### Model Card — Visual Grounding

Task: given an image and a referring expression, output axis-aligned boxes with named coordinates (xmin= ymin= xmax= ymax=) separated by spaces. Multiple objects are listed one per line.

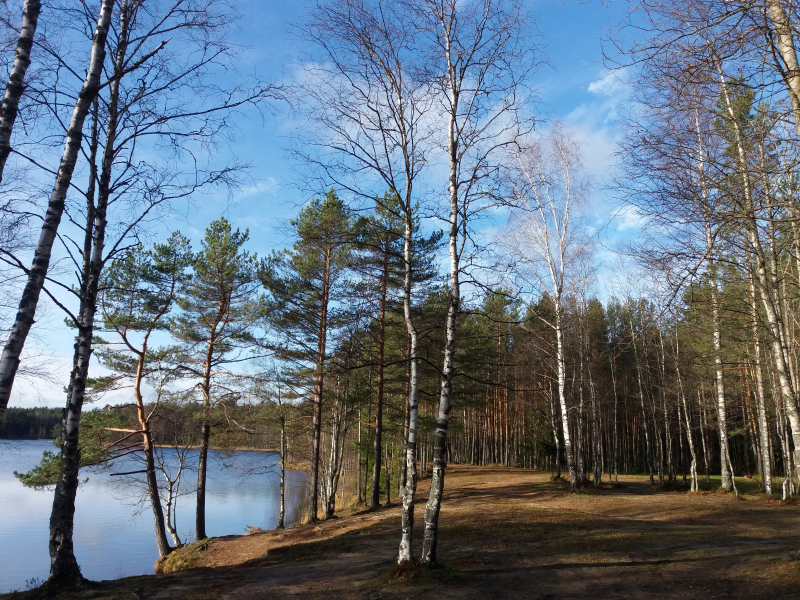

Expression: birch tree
xmin=504 ymin=125 xmax=589 ymax=493
xmin=297 ymin=0 xmax=432 ymax=560
xmin=0 ymin=0 xmax=41 ymax=183
xmin=416 ymin=0 xmax=534 ymax=566
xmin=0 ymin=0 xmax=114 ymax=428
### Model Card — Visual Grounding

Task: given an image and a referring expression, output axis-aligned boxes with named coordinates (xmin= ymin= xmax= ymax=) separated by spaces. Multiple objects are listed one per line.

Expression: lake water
xmin=0 ymin=439 xmax=307 ymax=593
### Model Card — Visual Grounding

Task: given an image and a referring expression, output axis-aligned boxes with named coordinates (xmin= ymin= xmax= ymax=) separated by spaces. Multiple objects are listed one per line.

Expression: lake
xmin=0 ymin=439 xmax=307 ymax=593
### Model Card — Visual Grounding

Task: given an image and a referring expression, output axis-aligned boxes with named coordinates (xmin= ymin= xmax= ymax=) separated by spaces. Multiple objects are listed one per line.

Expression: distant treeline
xmin=0 ymin=408 xmax=61 ymax=440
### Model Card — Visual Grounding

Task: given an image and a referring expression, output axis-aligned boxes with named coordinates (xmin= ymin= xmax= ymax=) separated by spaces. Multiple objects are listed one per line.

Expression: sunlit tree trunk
xmin=629 ymin=310 xmax=654 ymax=484
xmin=0 ymin=0 xmax=41 ymax=184
xmin=719 ymin=68 xmax=800 ymax=486
xmin=309 ymin=249 xmax=331 ymax=523
xmin=0 ymin=0 xmax=113 ymax=426
xmin=278 ymin=414 xmax=286 ymax=529
xmin=746 ymin=245 xmax=772 ymax=496
xmin=47 ymin=4 xmax=124 ymax=584
xmin=371 ymin=251 xmax=389 ymax=509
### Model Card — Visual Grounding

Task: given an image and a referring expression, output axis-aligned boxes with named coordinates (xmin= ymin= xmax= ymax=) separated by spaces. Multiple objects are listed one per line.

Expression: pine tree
xmin=170 ymin=218 xmax=261 ymax=540
xmin=260 ymin=189 xmax=356 ymax=522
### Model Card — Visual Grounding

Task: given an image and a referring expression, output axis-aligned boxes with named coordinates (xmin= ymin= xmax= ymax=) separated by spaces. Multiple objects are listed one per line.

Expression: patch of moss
xmin=156 ymin=539 xmax=210 ymax=574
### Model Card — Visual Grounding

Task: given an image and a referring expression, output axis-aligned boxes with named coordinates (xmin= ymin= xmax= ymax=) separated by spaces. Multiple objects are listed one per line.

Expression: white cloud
xmin=587 ymin=70 xmax=628 ymax=99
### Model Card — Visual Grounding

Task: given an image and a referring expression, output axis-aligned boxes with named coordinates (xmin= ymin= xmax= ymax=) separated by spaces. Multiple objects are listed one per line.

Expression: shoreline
xmin=1 ymin=439 xmax=311 ymax=473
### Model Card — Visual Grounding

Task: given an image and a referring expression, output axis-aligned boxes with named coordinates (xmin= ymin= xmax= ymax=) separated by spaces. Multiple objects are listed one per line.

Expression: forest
xmin=1 ymin=0 xmax=800 ymax=597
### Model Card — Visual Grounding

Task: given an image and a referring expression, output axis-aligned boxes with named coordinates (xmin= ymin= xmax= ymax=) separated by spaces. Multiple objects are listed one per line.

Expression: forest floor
xmin=5 ymin=465 xmax=800 ymax=600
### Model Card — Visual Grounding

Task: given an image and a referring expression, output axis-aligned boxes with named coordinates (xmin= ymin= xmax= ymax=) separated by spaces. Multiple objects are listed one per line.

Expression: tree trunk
xmin=675 ymin=327 xmax=698 ymax=492
xmin=0 ymin=0 xmax=41 ymax=184
xmin=371 ymin=251 xmax=389 ymax=509
xmin=556 ymin=307 xmax=577 ymax=492
xmin=48 ymin=4 xmax=125 ymax=584
xmin=709 ymin=245 xmax=733 ymax=492
xmin=718 ymin=67 xmax=800 ymax=487
xmin=765 ymin=0 xmax=800 ymax=138
xmin=548 ymin=381 xmax=561 ymax=479
xmin=610 ymin=350 xmax=619 ymax=483
xmin=278 ymin=415 xmax=286 ymax=529
xmin=629 ymin=311 xmax=654 ymax=484
xmin=0 ymin=0 xmax=113 ymax=425
xmin=385 ymin=443 xmax=392 ymax=506
xmin=134 ymin=350 xmax=171 ymax=558
xmin=308 ymin=252 xmax=331 ymax=523
xmin=196 ymin=326 xmax=216 ymax=541
xmin=746 ymin=251 xmax=772 ymax=495
xmin=421 ymin=132 xmax=460 ymax=565
xmin=398 ymin=212 xmax=420 ymax=564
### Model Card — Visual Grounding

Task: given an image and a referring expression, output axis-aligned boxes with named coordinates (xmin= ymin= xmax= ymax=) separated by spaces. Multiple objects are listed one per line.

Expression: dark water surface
xmin=0 ymin=439 xmax=306 ymax=592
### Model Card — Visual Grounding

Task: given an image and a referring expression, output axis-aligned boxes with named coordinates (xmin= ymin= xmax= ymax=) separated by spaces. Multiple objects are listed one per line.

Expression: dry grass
xmin=5 ymin=465 xmax=800 ymax=599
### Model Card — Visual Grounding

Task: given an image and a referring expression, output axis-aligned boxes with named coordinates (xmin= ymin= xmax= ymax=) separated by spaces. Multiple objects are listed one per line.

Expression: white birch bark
xmin=0 ymin=0 xmax=114 ymax=424
xmin=718 ymin=67 xmax=800 ymax=486
xmin=0 ymin=0 xmax=41 ymax=183
xmin=629 ymin=311 xmax=654 ymax=484
xmin=609 ymin=349 xmax=620 ymax=483
xmin=765 ymin=0 xmax=800 ymax=138
xmin=674 ymin=323 xmax=698 ymax=492
xmin=746 ymin=245 xmax=773 ymax=496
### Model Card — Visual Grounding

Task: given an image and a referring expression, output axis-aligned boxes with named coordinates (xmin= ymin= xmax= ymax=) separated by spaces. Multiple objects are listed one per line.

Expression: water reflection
xmin=0 ymin=440 xmax=306 ymax=592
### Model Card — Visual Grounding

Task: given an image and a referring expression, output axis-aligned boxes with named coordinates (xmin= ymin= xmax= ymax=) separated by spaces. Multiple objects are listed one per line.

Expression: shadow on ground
xmin=4 ymin=465 xmax=799 ymax=599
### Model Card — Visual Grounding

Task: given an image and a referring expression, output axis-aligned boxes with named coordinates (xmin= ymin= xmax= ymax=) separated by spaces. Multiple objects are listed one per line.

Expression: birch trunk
xmin=164 ymin=474 xmax=182 ymax=547
xmin=674 ymin=327 xmax=698 ymax=492
xmin=718 ymin=68 xmax=800 ymax=486
xmin=548 ymin=381 xmax=561 ymax=479
xmin=709 ymin=232 xmax=733 ymax=491
xmin=699 ymin=390 xmax=711 ymax=486
xmin=557 ymin=308 xmax=577 ymax=491
xmin=0 ymin=0 xmax=113 ymax=424
xmin=746 ymin=246 xmax=773 ymax=496
xmin=0 ymin=0 xmax=41 ymax=183
xmin=278 ymin=415 xmax=286 ymax=529
xmin=48 ymin=4 xmax=126 ymax=584
xmin=766 ymin=0 xmax=800 ymax=138
xmin=421 ymin=99 xmax=460 ymax=566
xmin=629 ymin=312 xmax=654 ymax=484
xmin=398 ymin=212 xmax=420 ymax=564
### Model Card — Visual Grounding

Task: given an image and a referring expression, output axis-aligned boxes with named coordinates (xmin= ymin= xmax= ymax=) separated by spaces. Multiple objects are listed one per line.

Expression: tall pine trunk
xmin=196 ymin=332 xmax=216 ymax=540
xmin=308 ymin=251 xmax=331 ymax=522
xmin=371 ymin=251 xmax=389 ymax=509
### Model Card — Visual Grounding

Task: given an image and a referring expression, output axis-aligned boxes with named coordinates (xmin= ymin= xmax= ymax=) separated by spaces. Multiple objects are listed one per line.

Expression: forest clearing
xmin=4 ymin=465 xmax=800 ymax=599
xmin=5 ymin=0 xmax=800 ymax=594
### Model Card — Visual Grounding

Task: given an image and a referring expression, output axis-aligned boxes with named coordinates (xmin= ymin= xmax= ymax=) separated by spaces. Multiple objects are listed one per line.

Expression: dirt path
xmin=6 ymin=466 xmax=800 ymax=599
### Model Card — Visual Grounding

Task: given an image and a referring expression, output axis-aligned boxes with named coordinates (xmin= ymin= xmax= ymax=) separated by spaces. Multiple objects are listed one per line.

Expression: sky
xmin=9 ymin=0 xmax=639 ymax=409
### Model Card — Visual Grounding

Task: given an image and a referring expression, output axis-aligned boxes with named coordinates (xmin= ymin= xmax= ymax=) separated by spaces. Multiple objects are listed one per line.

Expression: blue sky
xmin=11 ymin=0 xmax=638 ymax=408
